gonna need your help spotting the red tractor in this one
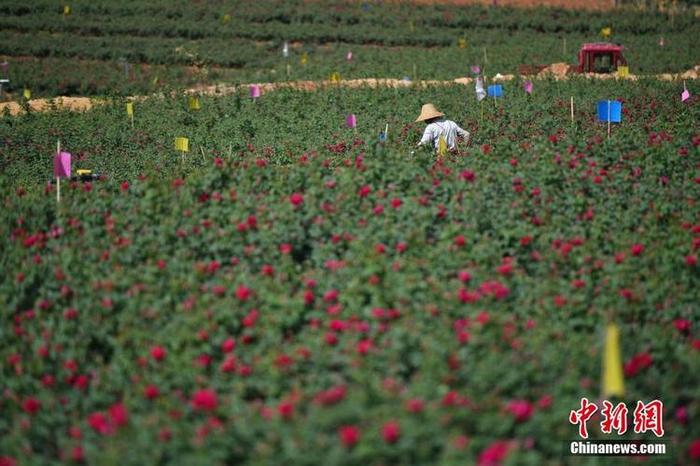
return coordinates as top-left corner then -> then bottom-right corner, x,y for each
519,42 -> 628,75
576,43 -> 627,73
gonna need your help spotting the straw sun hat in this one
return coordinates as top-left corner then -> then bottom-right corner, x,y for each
415,103 -> 445,122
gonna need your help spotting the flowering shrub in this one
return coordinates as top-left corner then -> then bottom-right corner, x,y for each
0,0 -> 698,97
0,78 -> 699,464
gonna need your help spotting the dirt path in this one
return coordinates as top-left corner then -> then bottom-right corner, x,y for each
2,64 -> 697,117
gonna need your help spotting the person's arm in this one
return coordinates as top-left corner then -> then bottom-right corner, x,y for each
456,125 -> 470,145
417,126 -> 433,147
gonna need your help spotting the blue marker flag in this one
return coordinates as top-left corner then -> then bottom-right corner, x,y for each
488,85 -> 503,98
379,132 -> 387,142
597,100 -> 622,123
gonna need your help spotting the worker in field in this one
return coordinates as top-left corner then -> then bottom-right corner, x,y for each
415,103 -> 470,154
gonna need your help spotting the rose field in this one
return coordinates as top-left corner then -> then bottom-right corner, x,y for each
1,78 -> 699,465
1,0 -> 699,98
1,1 -> 700,466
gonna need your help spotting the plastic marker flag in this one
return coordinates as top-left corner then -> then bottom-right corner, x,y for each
188,96 -> 201,110
175,137 -> 189,152
458,38 -> 467,49
600,27 -> 612,38
523,80 -> 533,94
222,14 -> 231,24
487,85 -> 503,98
300,52 -> 308,65
54,151 -> 72,178
470,65 -> 481,75
617,66 -> 629,78
682,82 -> 691,102
250,85 -> 261,99
346,51 -> 353,61
377,124 -> 388,143
330,72 -> 341,83
126,102 -> 133,116
282,41 -> 289,59
346,114 -> 357,129
23,88 -> 31,99
437,135 -> 447,158
597,100 -> 622,123
602,323 -> 625,397
63,5 -> 71,15
475,77 -> 486,101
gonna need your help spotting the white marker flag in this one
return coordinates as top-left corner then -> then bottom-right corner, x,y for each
475,76 -> 486,102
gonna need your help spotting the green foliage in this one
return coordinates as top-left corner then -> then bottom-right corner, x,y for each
0,0 -> 697,97
0,79 -> 699,464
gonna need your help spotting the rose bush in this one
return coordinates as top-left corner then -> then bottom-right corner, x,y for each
0,78 -> 698,464
0,0 -> 697,97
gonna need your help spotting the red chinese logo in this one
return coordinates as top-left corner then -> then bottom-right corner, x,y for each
570,399 -> 664,438
600,400 -> 628,435
633,400 -> 664,438
569,397 -> 598,439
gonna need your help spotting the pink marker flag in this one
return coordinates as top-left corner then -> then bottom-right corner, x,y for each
346,51 -> 353,61
523,80 -> 533,94
681,89 -> 690,102
346,114 -> 357,128
250,85 -> 261,99
53,151 -> 71,178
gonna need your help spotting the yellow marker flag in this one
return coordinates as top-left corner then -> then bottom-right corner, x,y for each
600,27 -> 612,38
458,38 -> 467,49
437,135 -> 447,158
188,96 -> 200,111
602,323 -> 625,398
616,66 -> 629,78
126,102 -> 133,116
330,72 -> 340,83
300,52 -> 308,66
174,137 -> 189,152
23,88 -> 31,100
222,14 -> 231,24
63,5 -> 71,15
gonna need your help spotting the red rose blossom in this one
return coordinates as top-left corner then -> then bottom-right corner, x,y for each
381,420 -> 401,444
338,425 -> 360,448
506,399 -> 534,422
150,346 -> 167,362
689,439 -> 700,460
289,192 -> 304,206
190,389 -> 218,412
22,397 -> 41,415
478,440 -> 511,466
